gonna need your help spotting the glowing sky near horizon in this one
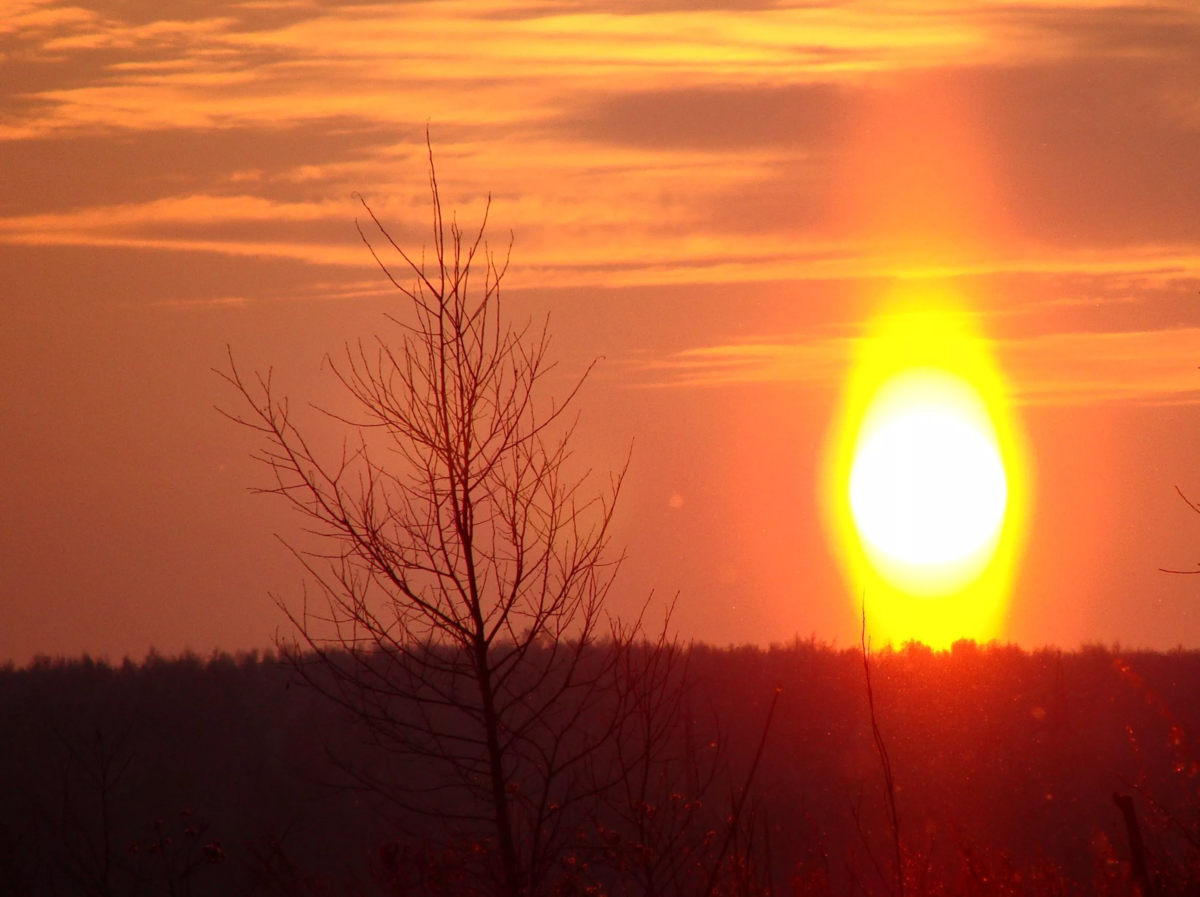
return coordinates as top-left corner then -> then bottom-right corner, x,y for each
3,0 -> 1200,660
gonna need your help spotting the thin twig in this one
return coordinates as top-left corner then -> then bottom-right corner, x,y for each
862,602 -> 903,897
702,687 -> 781,897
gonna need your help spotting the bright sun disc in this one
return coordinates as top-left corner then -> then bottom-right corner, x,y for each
823,294 -> 1031,647
850,369 -> 1007,568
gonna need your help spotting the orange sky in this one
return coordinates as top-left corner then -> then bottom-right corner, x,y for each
3,0 -> 1200,661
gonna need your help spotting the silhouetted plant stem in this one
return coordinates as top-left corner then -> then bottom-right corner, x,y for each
702,687 -> 779,897
861,603 -> 903,897
1114,791 -> 1156,897
763,808 -> 775,897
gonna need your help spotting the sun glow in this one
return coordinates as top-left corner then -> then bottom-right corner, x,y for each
825,292 -> 1030,647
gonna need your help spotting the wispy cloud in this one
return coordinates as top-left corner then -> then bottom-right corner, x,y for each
0,1 -> 97,39
3,0 -> 1200,297
637,325 -> 1200,405
0,193 -> 346,229
3,184 -> 1197,289
1004,327 -> 1200,404
6,0 -> 1184,140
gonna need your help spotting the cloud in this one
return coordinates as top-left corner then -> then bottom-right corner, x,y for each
1005,327 -> 1200,404
0,120 -> 401,216
0,193 -> 366,264
1,0 -> 1128,141
0,2 -> 97,38
637,324 -> 1200,405
0,192 -> 348,230
563,83 -> 854,152
4,0 -> 1200,293
964,57 -> 1200,247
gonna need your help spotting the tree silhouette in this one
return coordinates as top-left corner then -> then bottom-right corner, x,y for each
222,147 -> 645,897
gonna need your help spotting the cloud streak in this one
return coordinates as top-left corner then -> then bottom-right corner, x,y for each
638,325 -> 1200,405
4,1 -> 1200,296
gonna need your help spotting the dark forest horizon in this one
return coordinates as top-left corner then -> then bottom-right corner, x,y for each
5,639 -> 1200,894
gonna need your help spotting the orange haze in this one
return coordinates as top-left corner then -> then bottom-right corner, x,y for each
2,0 -> 1200,661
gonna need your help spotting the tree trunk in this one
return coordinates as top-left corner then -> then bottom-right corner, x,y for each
477,643 -> 521,897
1113,792 -> 1155,897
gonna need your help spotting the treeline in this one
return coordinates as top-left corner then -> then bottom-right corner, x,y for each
2,640 -> 1199,895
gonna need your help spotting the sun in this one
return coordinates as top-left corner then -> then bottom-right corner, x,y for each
823,290 -> 1030,647
849,368 -> 1008,572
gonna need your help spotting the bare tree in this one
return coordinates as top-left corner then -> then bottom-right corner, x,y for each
221,149 -> 641,897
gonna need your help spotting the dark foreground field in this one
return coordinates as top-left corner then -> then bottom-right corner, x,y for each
2,640 -> 1199,895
